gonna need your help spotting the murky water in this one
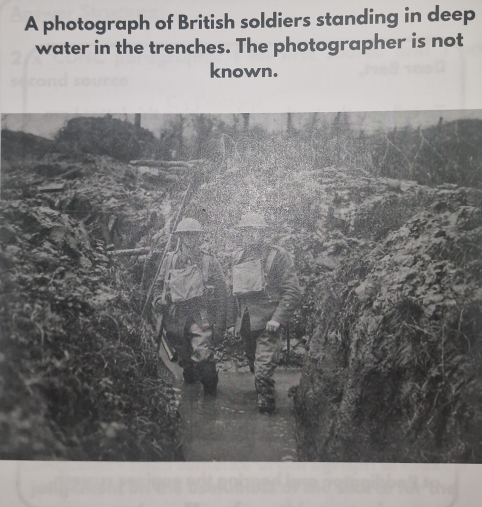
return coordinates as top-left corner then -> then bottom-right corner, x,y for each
176,370 -> 301,462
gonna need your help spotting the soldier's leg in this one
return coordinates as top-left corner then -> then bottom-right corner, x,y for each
240,311 -> 255,373
164,316 -> 198,384
189,321 -> 218,395
166,329 -> 197,383
254,328 -> 282,413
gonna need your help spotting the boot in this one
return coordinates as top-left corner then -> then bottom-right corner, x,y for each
255,376 -> 275,413
200,362 -> 219,396
257,393 -> 275,414
182,365 -> 198,384
203,377 -> 218,396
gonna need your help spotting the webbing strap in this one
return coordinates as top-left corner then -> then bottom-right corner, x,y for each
162,251 -> 209,301
160,251 -> 176,304
201,255 -> 210,284
264,246 -> 280,276
232,246 -> 279,277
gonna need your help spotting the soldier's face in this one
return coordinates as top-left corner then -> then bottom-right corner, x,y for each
238,228 -> 264,247
180,233 -> 202,252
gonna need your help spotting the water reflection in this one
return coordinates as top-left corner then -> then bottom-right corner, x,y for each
178,370 -> 301,462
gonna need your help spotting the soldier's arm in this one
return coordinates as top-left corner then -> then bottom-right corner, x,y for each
209,257 -> 228,338
225,248 -> 244,329
225,295 -> 237,330
152,255 -> 170,307
270,250 -> 301,327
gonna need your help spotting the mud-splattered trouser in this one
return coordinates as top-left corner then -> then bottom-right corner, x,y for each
240,312 -> 282,407
168,320 -> 218,392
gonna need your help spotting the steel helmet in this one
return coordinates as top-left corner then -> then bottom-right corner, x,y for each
235,212 -> 270,229
174,218 -> 204,233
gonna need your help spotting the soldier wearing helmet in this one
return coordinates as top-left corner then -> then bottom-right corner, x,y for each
153,218 -> 227,395
228,212 -> 301,413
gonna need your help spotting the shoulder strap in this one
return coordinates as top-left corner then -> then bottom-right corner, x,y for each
201,255 -> 210,284
169,251 -> 179,272
232,248 -> 244,265
265,246 -> 281,275
160,251 -> 177,302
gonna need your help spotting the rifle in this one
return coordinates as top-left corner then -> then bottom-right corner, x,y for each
286,323 -> 291,365
141,181 -> 194,317
155,312 -> 177,362
143,182 -> 195,363
108,247 -> 150,257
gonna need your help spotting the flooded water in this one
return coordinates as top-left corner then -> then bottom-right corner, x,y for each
176,369 -> 301,462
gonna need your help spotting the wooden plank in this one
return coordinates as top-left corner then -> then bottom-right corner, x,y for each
37,183 -> 66,192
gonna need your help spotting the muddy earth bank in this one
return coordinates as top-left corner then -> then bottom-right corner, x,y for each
2,123 -> 482,462
294,188 -> 482,462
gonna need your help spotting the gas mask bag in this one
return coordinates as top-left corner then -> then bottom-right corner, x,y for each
168,264 -> 205,302
232,259 -> 265,296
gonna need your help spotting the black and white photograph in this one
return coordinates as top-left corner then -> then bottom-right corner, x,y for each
2,0 -> 482,502
1,110 -> 482,463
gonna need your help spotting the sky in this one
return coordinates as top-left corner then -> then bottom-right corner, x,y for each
2,110 -> 482,140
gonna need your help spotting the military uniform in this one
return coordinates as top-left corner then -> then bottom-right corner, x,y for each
230,241 -> 301,412
153,247 -> 227,393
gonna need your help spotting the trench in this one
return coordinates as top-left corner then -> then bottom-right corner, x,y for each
162,352 -> 301,461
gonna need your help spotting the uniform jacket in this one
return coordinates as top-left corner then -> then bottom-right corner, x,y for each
229,243 -> 301,332
153,248 -> 227,339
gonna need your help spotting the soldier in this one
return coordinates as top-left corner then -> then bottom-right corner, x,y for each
228,212 -> 301,413
153,218 -> 227,395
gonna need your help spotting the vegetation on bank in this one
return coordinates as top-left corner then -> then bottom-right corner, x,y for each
1,113 -> 481,461
1,132 -> 182,460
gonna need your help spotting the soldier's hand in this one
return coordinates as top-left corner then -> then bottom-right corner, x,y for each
153,297 -> 164,310
227,326 -> 239,338
266,320 -> 281,333
212,332 -> 224,347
